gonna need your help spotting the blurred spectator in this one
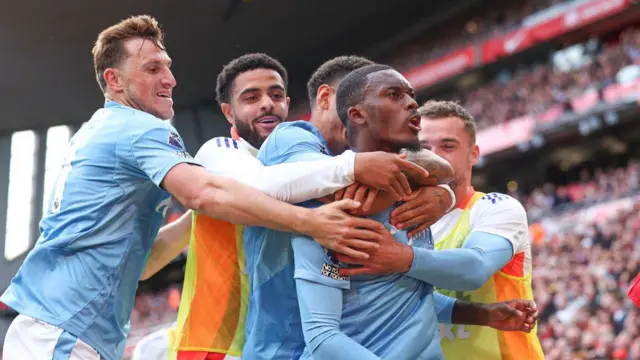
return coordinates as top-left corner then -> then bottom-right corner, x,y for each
511,160 -> 640,221
533,201 -> 640,359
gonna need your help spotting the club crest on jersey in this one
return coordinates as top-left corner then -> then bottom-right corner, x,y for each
168,131 -> 185,150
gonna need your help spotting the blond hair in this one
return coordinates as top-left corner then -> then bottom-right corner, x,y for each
92,15 -> 165,92
418,100 -> 476,143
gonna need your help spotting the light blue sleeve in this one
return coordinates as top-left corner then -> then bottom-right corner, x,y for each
432,292 -> 457,324
296,279 -> 380,360
406,232 -> 514,291
259,124 -> 332,166
126,119 -> 199,187
292,229 -> 379,359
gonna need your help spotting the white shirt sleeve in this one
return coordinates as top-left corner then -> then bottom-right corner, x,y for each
194,138 -> 355,204
469,193 -> 529,256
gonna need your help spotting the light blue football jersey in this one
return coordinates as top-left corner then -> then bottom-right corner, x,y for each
0,101 -> 198,360
292,204 -> 444,360
242,121 -> 332,360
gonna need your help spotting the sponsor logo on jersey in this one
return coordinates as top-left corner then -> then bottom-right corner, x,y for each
321,263 -> 348,281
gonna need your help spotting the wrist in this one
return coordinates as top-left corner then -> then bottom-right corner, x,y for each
437,184 -> 456,213
397,244 -> 414,273
292,207 -> 315,235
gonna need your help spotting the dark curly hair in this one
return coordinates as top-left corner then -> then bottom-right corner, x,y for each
215,53 -> 288,105
306,55 -> 374,107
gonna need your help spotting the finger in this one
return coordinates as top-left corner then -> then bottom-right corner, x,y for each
353,186 -> 369,205
393,166 -> 412,197
339,266 -> 374,277
389,177 -> 405,201
330,199 -> 362,211
502,307 -> 523,318
335,188 -> 346,201
343,183 -> 359,201
407,222 -> 432,238
336,253 -> 367,265
349,217 -> 387,233
362,188 -> 379,212
396,159 -> 431,184
398,214 -> 431,230
390,198 -> 424,219
332,246 -> 370,260
344,227 -> 384,242
394,209 -> 427,228
341,239 -> 380,252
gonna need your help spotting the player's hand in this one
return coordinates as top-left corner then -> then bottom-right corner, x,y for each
307,199 -> 386,260
335,228 -> 413,276
485,299 -> 539,332
390,185 -> 453,237
335,183 -> 379,213
354,152 -> 430,201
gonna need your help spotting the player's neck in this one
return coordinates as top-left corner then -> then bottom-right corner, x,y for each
455,183 -> 475,208
349,133 -> 396,153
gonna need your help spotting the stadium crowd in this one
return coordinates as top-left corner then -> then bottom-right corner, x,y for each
382,0 -> 572,71
454,26 -> 640,130
514,160 -> 640,221
533,200 -> 640,359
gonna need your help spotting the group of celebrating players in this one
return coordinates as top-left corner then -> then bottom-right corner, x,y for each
1,15 -> 545,360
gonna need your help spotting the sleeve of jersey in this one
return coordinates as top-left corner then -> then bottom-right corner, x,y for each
296,279 -> 380,360
291,232 -> 350,290
470,193 -> 530,254
128,122 -> 199,187
406,232 -> 514,291
432,292 -> 457,324
196,137 -> 355,204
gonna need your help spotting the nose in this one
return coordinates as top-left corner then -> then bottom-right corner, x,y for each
406,95 -> 418,110
259,94 -> 275,112
161,68 -> 177,88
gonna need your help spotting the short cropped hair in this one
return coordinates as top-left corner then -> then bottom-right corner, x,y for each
335,64 -> 392,127
215,53 -> 288,105
306,55 -> 374,106
418,100 -> 477,143
92,15 -> 165,93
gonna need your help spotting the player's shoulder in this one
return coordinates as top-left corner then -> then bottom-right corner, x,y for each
270,120 -> 322,142
475,192 -> 526,215
200,137 -> 243,151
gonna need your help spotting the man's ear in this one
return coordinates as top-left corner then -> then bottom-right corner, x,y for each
348,105 -> 366,126
221,103 -> 234,127
316,84 -> 334,111
104,68 -> 123,93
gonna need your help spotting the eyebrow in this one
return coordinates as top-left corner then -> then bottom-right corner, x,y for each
238,84 -> 286,97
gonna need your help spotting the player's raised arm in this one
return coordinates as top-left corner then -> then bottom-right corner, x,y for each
162,163 -> 386,247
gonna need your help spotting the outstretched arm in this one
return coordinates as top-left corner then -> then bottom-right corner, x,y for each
404,232 -> 513,290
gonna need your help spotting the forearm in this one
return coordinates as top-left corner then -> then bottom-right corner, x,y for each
251,151 -> 355,204
194,175 -> 312,233
141,210 -> 192,280
297,279 -> 380,360
405,232 -> 513,290
451,300 -> 490,326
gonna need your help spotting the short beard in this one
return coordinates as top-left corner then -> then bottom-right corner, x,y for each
391,139 -> 421,154
235,120 -> 265,149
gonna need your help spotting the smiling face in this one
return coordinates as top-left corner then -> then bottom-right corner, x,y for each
104,37 -> 176,120
220,68 -> 290,148
350,69 -> 421,151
